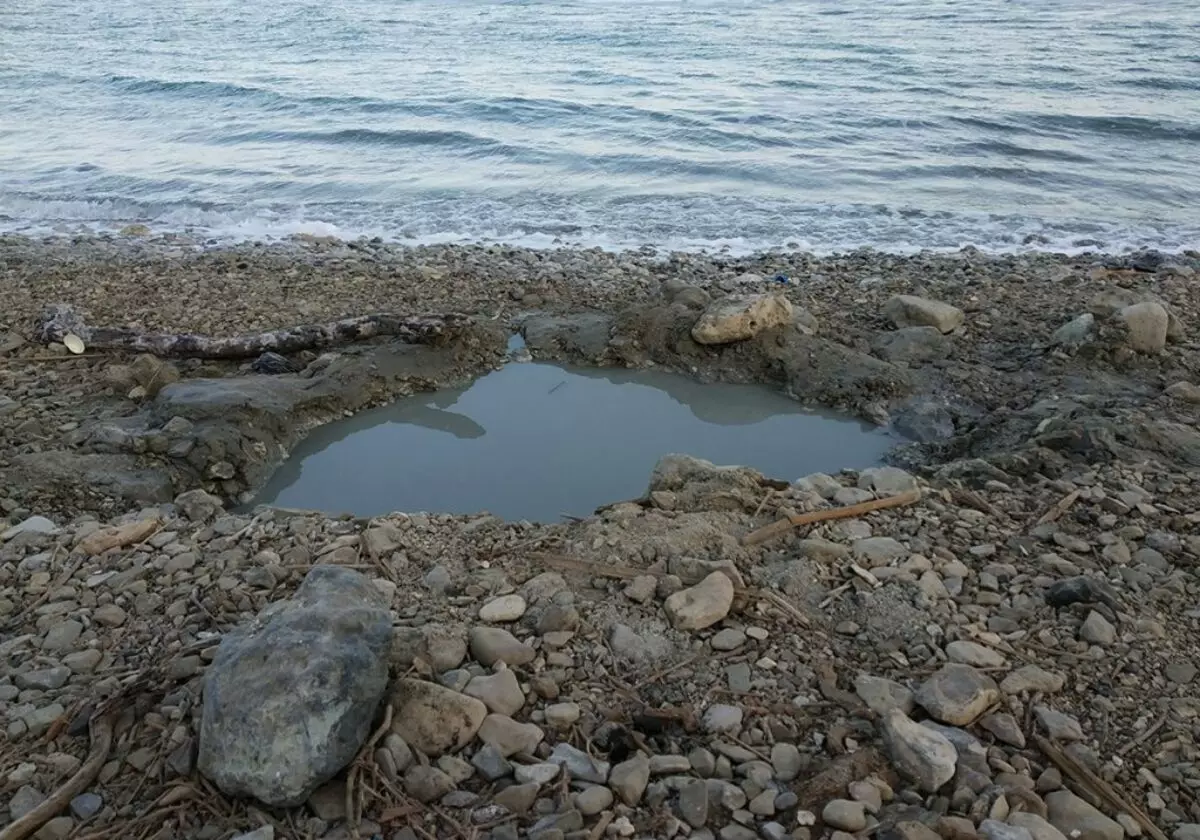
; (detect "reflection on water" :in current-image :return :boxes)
[252,362,899,521]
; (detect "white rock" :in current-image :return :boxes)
[1119,302,1169,353]
[478,594,527,622]
[2,516,61,541]
[945,640,1006,668]
[663,571,734,631]
[691,294,793,345]
[702,704,744,734]
[883,295,965,334]
[879,709,957,793]
[389,679,487,757]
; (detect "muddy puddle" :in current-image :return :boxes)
[252,361,900,521]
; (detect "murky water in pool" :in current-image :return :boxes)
[252,362,898,521]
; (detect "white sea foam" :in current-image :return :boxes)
[1,194,1195,257]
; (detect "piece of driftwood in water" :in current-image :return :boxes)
[742,488,922,546]
[33,303,474,359]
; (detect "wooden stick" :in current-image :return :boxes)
[1033,734,1168,840]
[348,703,394,839]
[587,812,614,840]
[742,489,922,546]
[1034,489,1080,527]
[1115,717,1168,757]
[34,303,474,359]
[0,712,115,840]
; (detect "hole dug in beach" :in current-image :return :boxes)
[252,358,899,521]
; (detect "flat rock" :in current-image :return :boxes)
[979,713,1026,748]
[469,627,536,666]
[494,782,539,814]
[1009,813,1069,840]
[1034,706,1084,741]
[879,708,958,793]
[2,516,61,541]
[471,743,512,781]
[1001,665,1065,695]
[609,753,650,805]
[389,679,488,757]
[10,785,46,820]
[824,800,868,832]
[710,628,746,651]
[514,762,560,786]
[69,792,103,820]
[916,663,1001,726]
[679,778,709,828]
[543,702,581,728]
[479,594,527,622]
[858,466,919,495]
[856,674,915,715]
[1046,790,1123,840]
[691,294,793,345]
[1079,611,1116,646]
[15,667,71,691]
[945,640,1006,668]
[464,670,525,717]
[980,820,1033,840]
[477,714,544,757]
[575,785,614,816]
[854,536,909,564]
[174,489,224,522]
[663,571,734,631]
[1050,314,1096,348]
[1173,827,1200,840]
[883,295,965,334]
[197,566,392,807]
[404,765,455,803]
[549,742,609,784]
[871,326,949,364]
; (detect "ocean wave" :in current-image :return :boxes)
[2,191,1197,258]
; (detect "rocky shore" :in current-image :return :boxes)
[1,234,1198,840]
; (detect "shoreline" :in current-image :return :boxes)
[1,235,1199,839]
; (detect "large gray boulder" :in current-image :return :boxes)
[198,566,392,807]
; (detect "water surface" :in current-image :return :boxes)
[2,0,1198,252]
[253,362,897,520]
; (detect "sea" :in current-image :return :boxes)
[2,0,1198,254]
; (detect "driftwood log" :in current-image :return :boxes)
[34,304,474,360]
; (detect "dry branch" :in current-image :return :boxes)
[34,304,474,360]
[0,712,116,840]
[1033,734,1168,840]
[742,488,922,546]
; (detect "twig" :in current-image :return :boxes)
[633,653,706,690]
[1033,489,1081,527]
[587,812,615,840]
[1033,734,1168,840]
[19,353,106,361]
[1115,716,1168,757]
[430,804,473,840]
[0,711,116,840]
[742,488,922,546]
[944,483,1011,522]
[752,489,777,519]
[348,703,395,838]
[728,734,772,762]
